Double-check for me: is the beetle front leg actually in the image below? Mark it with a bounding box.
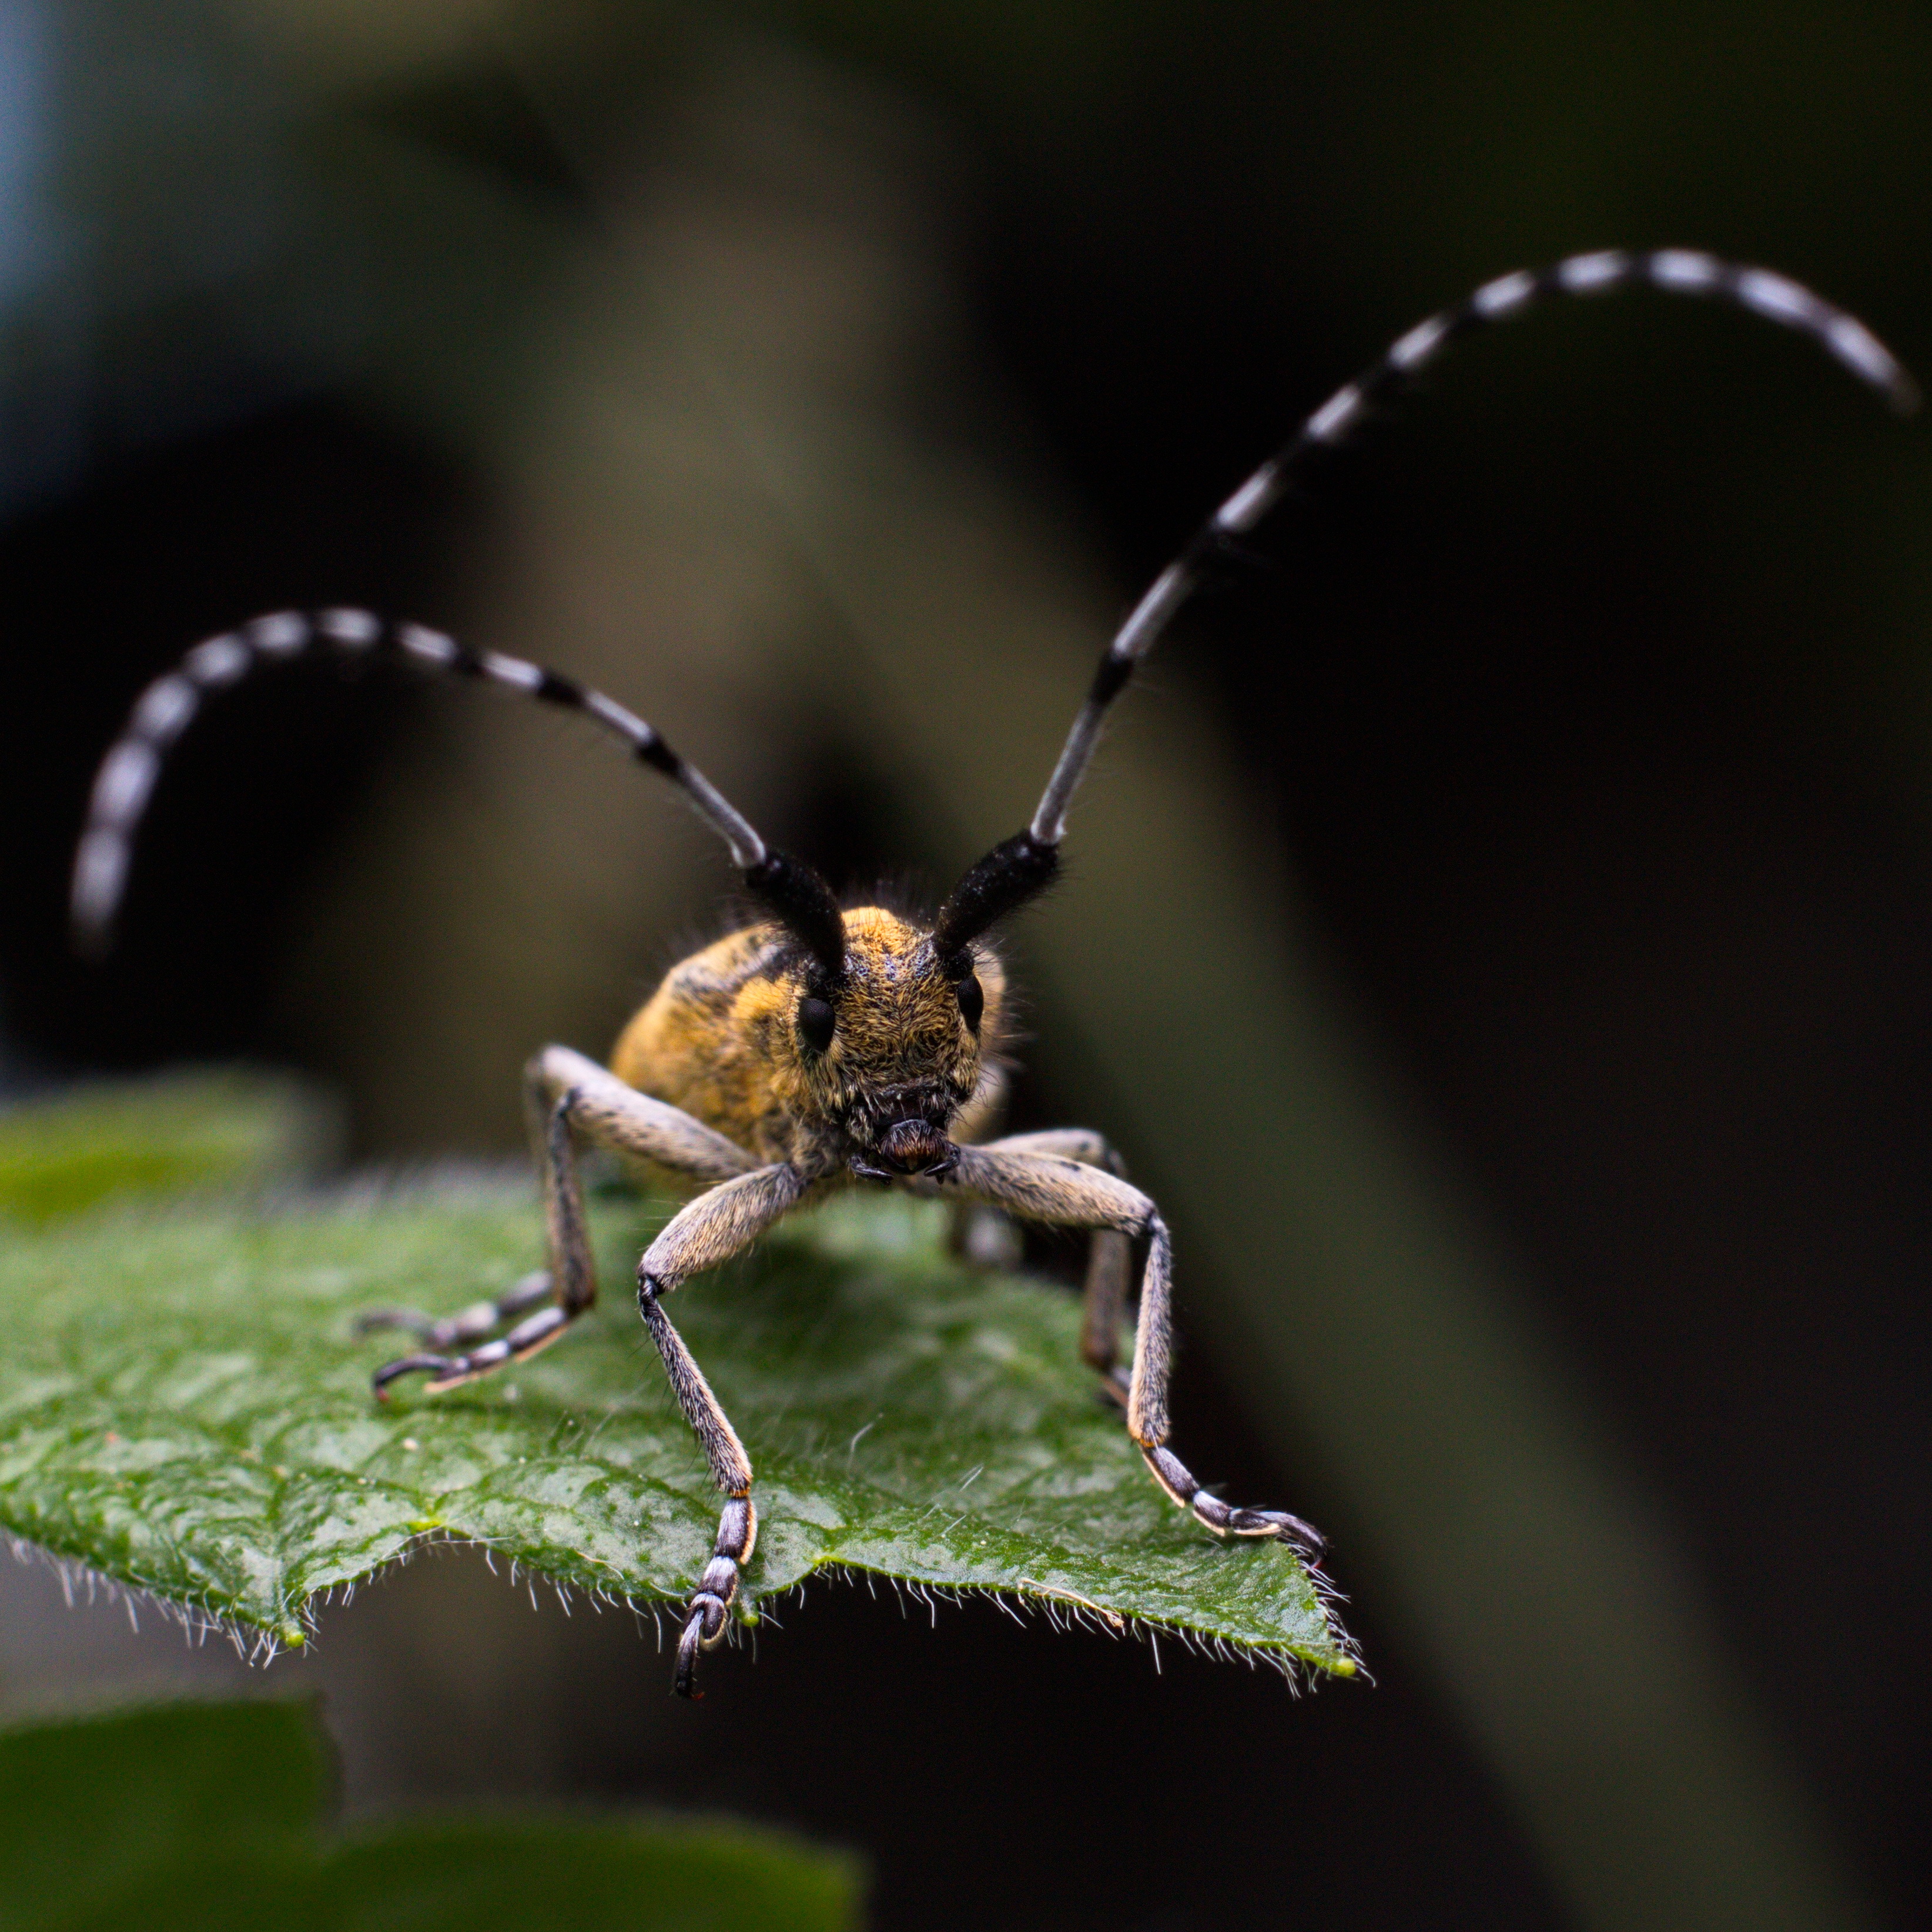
[949,1146,1324,1561]
[637,1285,758,1697]
[975,1127,1133,1398]
[1124,1211,1322,1554]
[632,1161,808,1697]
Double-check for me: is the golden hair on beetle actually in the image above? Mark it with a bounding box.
[610,909,1009,1177]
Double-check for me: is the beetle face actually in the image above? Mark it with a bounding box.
[776,906,1004,1172]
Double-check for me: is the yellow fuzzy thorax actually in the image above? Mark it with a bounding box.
[610,906,1006,1175]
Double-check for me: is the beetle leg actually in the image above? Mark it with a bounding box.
[948,1145,1324,1560]
[633,1162,809,1697]
[973,1127,1134,1398]
[363,1046,757,1395]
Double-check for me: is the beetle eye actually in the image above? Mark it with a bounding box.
[796,995,836,1052]
[956,972,984,1034]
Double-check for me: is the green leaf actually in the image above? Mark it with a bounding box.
[0,1086,1351,1679]
[310,1814,859,1932]
[0,1699,861,1932]
[0,1699,323,1930]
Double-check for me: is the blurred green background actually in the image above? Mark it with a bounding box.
[1,4,1928,1929]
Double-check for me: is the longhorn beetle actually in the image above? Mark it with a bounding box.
[73,251,1914,1697]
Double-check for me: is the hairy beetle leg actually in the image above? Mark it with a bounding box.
[633,1166,806,1698]
[371,1300,577,1397]
[947,1139,1328,1568]
[1142,1442,1325,1561]
[357,1268,553,1352]
[674,1491,758,1699]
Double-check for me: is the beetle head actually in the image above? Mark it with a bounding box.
[768,906,1004,1176]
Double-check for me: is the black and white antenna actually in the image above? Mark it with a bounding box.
[71,608,848,976]
[1026,249,1915,849]
[73,255,1914,971]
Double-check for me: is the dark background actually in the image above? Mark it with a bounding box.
[1,5,1927,1928]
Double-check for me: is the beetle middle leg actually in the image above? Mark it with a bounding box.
[363,1045,758,1394]
[949,1144,1324,1561]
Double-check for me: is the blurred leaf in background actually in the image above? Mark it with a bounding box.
[0,1070,333,1225]
[0,1698,861,1932]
